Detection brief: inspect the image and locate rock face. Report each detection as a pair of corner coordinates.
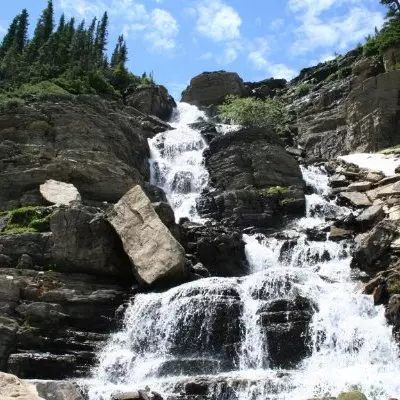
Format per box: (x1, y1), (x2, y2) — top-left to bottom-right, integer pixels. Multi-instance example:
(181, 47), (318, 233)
(292, 56), (400, 160)
(34, 380), (86, 400)
(0, 372), (42, 400)
(39, 180), (81, 205)
(197, 127), (305, 227)
(108, 185), (188, 285)
(125, 84), (176, 120)
(0, 94), (167, 210)
(181, 71), (246, 107)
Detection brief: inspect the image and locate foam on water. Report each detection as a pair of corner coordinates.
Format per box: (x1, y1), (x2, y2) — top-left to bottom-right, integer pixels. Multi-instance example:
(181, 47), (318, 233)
(87, 105), (400, 400)
(148, 102), (209, 222)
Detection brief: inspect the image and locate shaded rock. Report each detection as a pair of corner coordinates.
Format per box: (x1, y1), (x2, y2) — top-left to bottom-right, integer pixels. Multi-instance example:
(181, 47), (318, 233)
(108, 185), (187, 286)
(50, 206), (132, 277)
(386, 294), (400, 333)
(180, 221), (247, 277)
(40, 180), (81, 206)
(0, 372), (41, 400)
(351, 220), (398, 272)
(329, 174), (348, 188)
(35, 380), (86, 400)
(125, 84), (176, 121)
(0, 316), (19, 370)
(182, 71), (246, 107)
(0, 95), (159, 209)
(355, 205), (385, 230)
(383, 45), (400, 72)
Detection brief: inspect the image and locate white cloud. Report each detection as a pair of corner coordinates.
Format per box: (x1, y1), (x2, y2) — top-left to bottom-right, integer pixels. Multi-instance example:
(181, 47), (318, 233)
(269, 18), (284, 31)
(194, 0), (242, 42)
(217, 46), (239, 64)
(144, 9), (179, 51)
(199, 52), (213, 60)
(267, 63), (297, 80)
(61, 0), (180, 52)
(288, 0), (384, 54)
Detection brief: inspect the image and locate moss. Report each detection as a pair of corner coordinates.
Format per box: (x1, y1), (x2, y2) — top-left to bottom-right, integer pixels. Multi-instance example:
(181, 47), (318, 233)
(337, 391), (367, 400)
(387, 281), (400, 295)
(265, 186), (290, 195)
(0, 206), (52, 235)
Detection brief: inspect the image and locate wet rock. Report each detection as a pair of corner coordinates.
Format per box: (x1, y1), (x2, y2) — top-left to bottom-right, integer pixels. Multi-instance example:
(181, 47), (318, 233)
(351, 220), (398, 272)
(182, 71), (246, 107)
(191, 262), (211, 278)
(180, 222), (247, 277)
(305, 228), (327, 242)
(0, 372), (41, 400)
(108, 185), (187, 286)
(172, 171), (194, 194)
(329, 226), (354, 241)
(125, 84), (176, 121)
(386, 294), (400, 332)
(40, 180), (81, 206)
(329, 174), (349, 188)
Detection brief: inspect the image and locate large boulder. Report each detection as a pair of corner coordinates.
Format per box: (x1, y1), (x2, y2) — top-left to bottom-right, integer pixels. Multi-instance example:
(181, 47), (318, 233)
(351, 220), (398, 272)
(34, 381), (86, 400)
(50, 205), (132, 276)
(125, 84), (176, 121)
(181, 71), (246, 107)
(198, 127), (305, 227)
(39, 180), (81, 206)
(0, 372), (42, 400)
(107, 185), (188, 286)
(0, 94), (166, 209)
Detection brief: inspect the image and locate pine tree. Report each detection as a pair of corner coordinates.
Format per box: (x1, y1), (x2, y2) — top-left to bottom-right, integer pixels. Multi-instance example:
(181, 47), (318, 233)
(15, 9), (29, 53)
(95, 12), (108, 67)
(380, 0), (400, 17)
(110, 35), (128, 68)
(27, 0), (54, 62)
(0, 15), (19, 58)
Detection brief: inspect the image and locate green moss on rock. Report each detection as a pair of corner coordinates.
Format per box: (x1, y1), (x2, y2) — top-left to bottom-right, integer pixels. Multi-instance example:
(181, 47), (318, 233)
(0, 206), (52, 234)
(337, 391), (368, 400)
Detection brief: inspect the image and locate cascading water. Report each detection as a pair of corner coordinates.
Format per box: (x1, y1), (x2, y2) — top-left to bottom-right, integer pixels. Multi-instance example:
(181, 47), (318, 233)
(148, 103), (209, 222)
(87, 105), (400, 400)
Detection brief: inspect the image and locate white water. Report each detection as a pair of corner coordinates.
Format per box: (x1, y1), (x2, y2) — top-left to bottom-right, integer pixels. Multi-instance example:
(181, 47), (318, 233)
(87, 105), (400, 400)
(148, 103), (209, 222)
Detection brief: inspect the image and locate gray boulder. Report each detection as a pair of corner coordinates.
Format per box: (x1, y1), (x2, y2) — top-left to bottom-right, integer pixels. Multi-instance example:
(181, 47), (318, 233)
(107, 186), (187, 286)
(181, 71), (246, 107)
(0, 372), (42, 400)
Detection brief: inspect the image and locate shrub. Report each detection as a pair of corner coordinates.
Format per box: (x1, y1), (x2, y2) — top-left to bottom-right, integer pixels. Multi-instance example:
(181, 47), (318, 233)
(294, 83), (312, 98)
(218, 95), (286, 131)
(364, 18), (400, 56)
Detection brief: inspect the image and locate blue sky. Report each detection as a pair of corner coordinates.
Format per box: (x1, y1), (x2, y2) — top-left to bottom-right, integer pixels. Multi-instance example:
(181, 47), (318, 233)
(0, 0), (386, 98)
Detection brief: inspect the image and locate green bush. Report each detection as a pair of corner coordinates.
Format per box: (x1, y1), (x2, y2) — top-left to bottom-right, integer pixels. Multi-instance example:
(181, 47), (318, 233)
(265, 186), (289, 195)
(294, 83), (312, 98)
(218, 95), (286, 131)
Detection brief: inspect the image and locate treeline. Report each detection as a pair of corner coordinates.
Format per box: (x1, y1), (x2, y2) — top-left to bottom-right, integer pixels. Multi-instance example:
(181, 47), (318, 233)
(0, 0), (150, 97)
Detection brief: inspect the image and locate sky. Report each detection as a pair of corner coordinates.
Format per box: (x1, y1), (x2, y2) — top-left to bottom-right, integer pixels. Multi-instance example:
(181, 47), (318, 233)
(0, 0), (387, 99)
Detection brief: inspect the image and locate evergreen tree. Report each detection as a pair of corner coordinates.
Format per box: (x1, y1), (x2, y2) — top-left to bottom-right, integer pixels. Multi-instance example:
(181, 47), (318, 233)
(380, 0), (400, 17)
(0, 15), (19, 58)
(15, 9), (29, 53)
(110, 35), (127, 67)
(95, 12), (108, 66)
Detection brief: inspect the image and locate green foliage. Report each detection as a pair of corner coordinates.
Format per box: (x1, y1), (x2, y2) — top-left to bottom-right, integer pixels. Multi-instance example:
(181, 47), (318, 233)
(0, 2), (145, 99)
(0, 206), (52, 234)
(364, 15), (400, 56)
(218, 95), (286, 131)
(294, 83), (312, 98)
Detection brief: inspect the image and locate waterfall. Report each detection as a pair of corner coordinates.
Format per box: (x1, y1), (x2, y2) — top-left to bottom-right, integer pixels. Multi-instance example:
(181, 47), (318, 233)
(87, 104), (400, 400)
(148, 102), (209, 222)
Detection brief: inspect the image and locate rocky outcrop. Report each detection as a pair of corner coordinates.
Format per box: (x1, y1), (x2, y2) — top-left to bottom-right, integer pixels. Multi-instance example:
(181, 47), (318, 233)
(108, 185), (188, 286)
(197, 127), (305, 228)
(181, 71), (246, 107)
(290, 52), (400, 161)
(0, 372), (42, 399)
(0, 94), (167, 210)
(125, 84), (176, 121)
